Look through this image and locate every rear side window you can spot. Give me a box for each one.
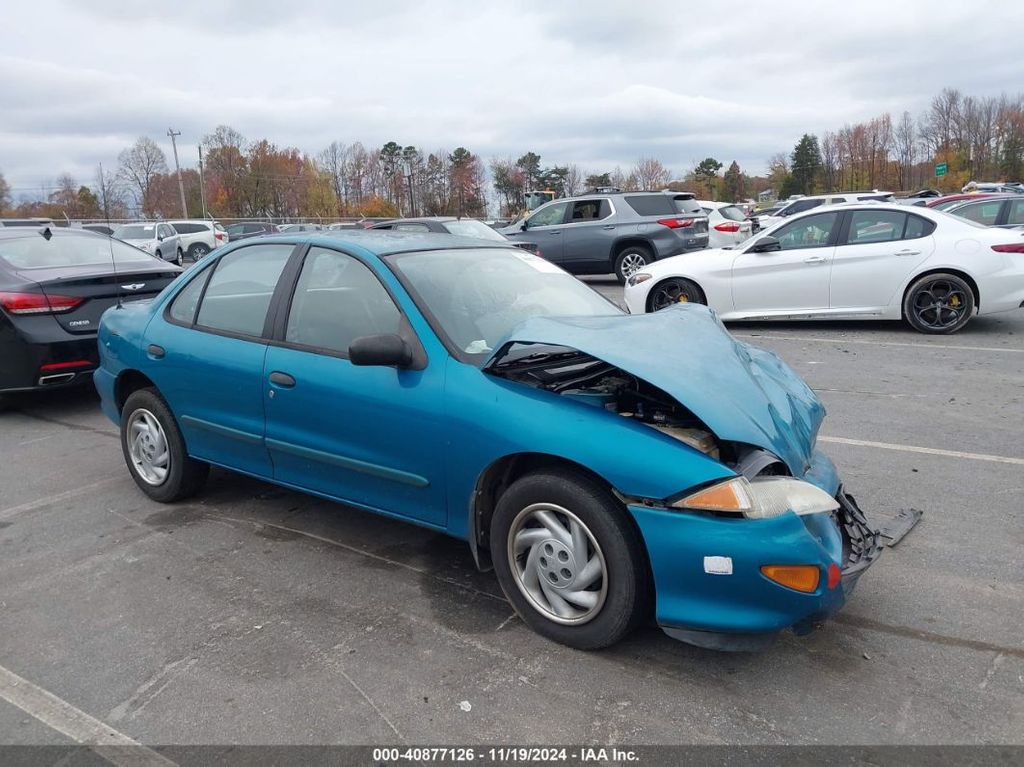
[168,269,212,325]
[285,248,401,355]
[1008,199,1024,225]
[568,199,609,221]
[956,201,1002,226]
[195,244,292,336]
[624,195,676,216]
[846,210,906,244]
[903,215,936,239]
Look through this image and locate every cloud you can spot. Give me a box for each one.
[1,0,1021,192]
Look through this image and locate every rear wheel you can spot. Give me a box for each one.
[648,277,706,311]
[614,246,652,284]
[121,388,209,502]
[903,273,974,334]
[175,248,184,266]
[189,243,210,260]
[490,469,649,649]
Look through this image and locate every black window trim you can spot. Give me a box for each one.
[266,242,427,365]
[163,242,303,343]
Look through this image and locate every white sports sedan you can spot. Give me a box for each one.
[623,203,1024,334]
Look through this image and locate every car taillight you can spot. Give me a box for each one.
[714,222,742,233]
[0,291,84,315]
[40,360,94,372]
[215,232,226,241]
[656,218,695,229]
[992,243,1024,253]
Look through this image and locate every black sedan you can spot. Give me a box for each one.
[369,217,541,254]
[223,222,278,242]
[0,227,181,407]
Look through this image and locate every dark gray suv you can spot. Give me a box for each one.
[500,191,709,282]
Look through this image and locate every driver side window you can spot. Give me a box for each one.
[527,202,569,228]
[773,212,839,250]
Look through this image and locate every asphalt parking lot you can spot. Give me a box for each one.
[1,276,1022,747]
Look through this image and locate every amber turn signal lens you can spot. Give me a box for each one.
[760,564,821,593]
[674,478,751,512]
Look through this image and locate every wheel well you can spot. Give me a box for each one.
[470,452,615,570]
[114,370,156,413]
[645,276,707,312]
[903,268,980,313]
[612,238,653,263]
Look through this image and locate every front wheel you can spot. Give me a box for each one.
[490,469,650,649]
[648,277,706,312]
[614,246,652,284]
[903,273,975,334]
[121,388,209,502]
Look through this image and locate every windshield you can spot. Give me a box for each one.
[443,219,507,242]
[386,248,621,362]
[0,233,161,269]
[114,224,156,239]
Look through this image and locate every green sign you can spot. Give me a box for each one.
[935,162,948,177]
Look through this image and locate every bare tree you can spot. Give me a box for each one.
[820,131,839,192]
[630,157,670,190]
[564,163,585,196]
[118,137,168,216]
[893,111,917,190]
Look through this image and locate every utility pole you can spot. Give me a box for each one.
[167,128,188,217]
[197,144,208,219]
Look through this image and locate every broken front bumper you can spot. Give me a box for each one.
[628,475,885,651]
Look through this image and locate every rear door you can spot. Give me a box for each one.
[828,209,934,311]
[730,211,839,314]
[146,242,295,477]
[561,198,615,270]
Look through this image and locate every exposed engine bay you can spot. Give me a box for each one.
[485,343,788,477]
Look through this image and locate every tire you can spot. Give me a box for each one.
[903,273,975,334]
[120,388,209,503]
[175,248,184,266]
[647,277,706,312]
[189,243,210,260]
[490,469,650,650]
[154,250,162,260]
[613,245,652,284]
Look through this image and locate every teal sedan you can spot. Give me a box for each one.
[95,231,881,651]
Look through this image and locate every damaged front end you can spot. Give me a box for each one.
[484,306,893,649]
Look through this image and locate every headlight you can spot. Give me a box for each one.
[672,476,839,520]
[627,272,652,287]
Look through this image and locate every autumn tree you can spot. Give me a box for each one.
[692,157,723,198]
[0,170,10,214]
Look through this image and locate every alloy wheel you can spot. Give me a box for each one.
[619,252,647,279]
[911,279,969,330]
[650,279,699,311]
[126,408,171,485]
[507,503,607,625]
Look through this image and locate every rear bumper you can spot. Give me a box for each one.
[628,469,882,650]
[0,316,99,393]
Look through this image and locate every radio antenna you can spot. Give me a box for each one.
[100,162,122,310]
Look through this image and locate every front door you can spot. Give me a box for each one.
[561,198,616,271]
[148,242,294,477]
[262,246,447,526]
[506,201,569,265]
[730,211,839,315]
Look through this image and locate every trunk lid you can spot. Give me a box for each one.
[27,263,180,335]
[487,305,824,476]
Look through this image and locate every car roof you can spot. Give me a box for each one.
[236,230,518,257]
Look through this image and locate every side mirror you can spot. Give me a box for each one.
[749,236,781,253]
[349,334,413,368]
[520,220,529,231]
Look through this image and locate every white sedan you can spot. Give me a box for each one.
[623,203,1024,334]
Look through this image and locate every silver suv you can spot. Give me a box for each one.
[500,191,709,282]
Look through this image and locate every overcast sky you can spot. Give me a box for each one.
[1,0,1021,196]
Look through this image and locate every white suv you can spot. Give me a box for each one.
[758,192,894,229]
[167,220,228,261]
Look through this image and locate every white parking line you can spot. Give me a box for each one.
[0,664,175,766]
[819,436,1024,466]
[0,477,124,522]
[734,333,1024,354]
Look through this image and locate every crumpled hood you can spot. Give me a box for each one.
[489,305,824,475]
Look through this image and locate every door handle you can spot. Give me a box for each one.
[803,256,827,264]
[894,249,921,256]
[550,230,562,235]
[146,344,165,359]
[602,225,615,230]
[268,371,296,388]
